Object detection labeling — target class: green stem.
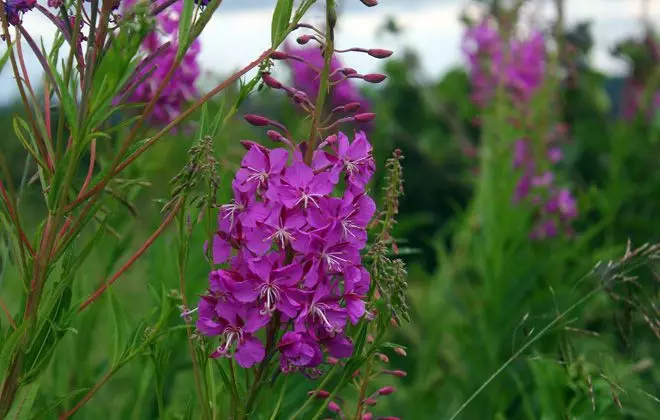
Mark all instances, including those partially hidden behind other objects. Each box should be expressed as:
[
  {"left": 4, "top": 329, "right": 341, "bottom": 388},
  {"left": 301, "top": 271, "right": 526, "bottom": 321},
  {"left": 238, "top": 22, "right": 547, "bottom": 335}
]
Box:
[{"left": 303, "top": 0, "right": 336, "bottom": 164}]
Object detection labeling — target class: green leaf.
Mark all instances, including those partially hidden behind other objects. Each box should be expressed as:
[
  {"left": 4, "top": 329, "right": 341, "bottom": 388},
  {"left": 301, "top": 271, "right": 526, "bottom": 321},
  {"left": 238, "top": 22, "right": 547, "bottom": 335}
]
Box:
[
  {"left": 0, "top": 40, "right": 13, "bottom": 73},
  {"left": 5, "top": 382, "right": 40, "bottom": 420},
  {"left": 0, "top": 322, "right": 29, "bottom": 381},
  {"left": 29, "top": 388, "right": 89, "bottom": 420},
  {"left": 271, "top": 0, "right": 294, "bottom": 47},
  {"left": 177, "top": 0, "right": 195, "bottom": 59},
  {"left": 107, "top": 289, "right": 129, "bottom": 364},
  {"left": 23, "top": 285, "right": 73, "bottom": 382}
]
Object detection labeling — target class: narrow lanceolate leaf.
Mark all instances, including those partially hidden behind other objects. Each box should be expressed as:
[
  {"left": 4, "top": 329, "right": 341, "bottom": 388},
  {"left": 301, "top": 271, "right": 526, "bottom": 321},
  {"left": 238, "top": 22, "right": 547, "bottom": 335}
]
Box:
[
  {"left": 23, "top": 286, "right": 73, "bottom": 382},
  {"left": 271, "top": 0, "right": 294, "bottom": 47},
  {"left": 0, "top": 41, "right": 13, "bottom": 74},
  {"left": 5, "top": 382, "right": 40, "bottom": 420},
  {"left": 177, "top": 0, "right": 195, "bottom": 59},
  {"left": 108, "top": 289, "right": 129, "bottom": 364},
  {"left": 0, "top": 322, "right": 29, "bottom": 382}
]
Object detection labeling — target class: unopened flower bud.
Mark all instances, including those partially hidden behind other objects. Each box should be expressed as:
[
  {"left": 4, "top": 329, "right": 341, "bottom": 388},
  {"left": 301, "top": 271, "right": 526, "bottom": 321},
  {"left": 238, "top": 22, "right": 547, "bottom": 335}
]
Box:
[
  {"left": 308, "top": 390, "right": 330, "bottom": 399},
  {"left": 363, "top": 414, "right": 373, "bottom": 420},
  {"left": 297, "top": 34, "right": 314, "bottom": 44},
  {"left": 327, "top": 356, "right": 339, "bottom": 365},
  {"left": 383, "top": 370, "right": 408, "bottom": 378},
  {"left": 367, "top": 334, "right": 375, "bottom": 344},
  {"left": 270, "top": 51, "right": 288, "bottom": 60},
  {"left": 377, "top": 353, "right": 389, "bottom": 363},
  {"left": 342, "top": 67, "right": 358, "bottom": 75},
  {"left": 244, "top": 114, "right": 271, "bottom": 126},
  {"left": 352, "top": 369, "right": 361, "bottom": 379},
  {"left": 325, "top": 134, "right": 338, "bottom": 145},
  {"left": 327, "top": 401, "right": 341, "bottom": 413},
  {"left": 394, "top": 347, "right": 407, "bottom": 357},
  {"left": 239, "top": 140, "right": 264, "bottom": 150},
  {"left": 380, "top": 417, "right": 401, "bottom": 420},
  {"left": 363, "top": 73, "right": 387, "bottom": 83},
  {"left": 378, "top": 386, "right": 396, "bottom": 395},
  {"left": 344, "top": 102, "right": 362, "bottom": 112},
  {"left": 360, "top": 0, "right": 378, "bottom": 6},
  {"left": 355, "top": 113, "right": 376, "bottom": 123},
  {"left": 266, "top": 130, "right": 284, "bottom": 142},
  {"left": 363, "top": 398, "right": 377, "bottom": 406},
  {"left": 262, "top": 73, "right": 282, "bottom": 89},
  {"left": 293, "top": 91, "right": 308, "bottom": 104},
  {"left": 368, "top": 48, "right": 393, "bottom": 58}
]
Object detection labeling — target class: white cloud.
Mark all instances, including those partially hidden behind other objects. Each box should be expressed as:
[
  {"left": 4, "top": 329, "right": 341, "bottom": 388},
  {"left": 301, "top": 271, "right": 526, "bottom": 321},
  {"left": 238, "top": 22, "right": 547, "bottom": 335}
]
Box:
[{"left": 0, "top": 0, "right": 653, "bottom": 105}]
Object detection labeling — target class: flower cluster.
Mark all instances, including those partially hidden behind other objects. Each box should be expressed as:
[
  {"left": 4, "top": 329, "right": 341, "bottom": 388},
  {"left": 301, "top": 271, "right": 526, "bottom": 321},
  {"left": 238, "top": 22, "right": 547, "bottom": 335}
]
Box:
[
  {"left": 196, "top": 127, "right": 377, "bottom": 370},
  {"left": 462, "top": 18, "right": 546, "bottom": 107},
  {"left": 513, "top": 124, "right": 578, "bottom": 239},
  {"left": 4, "top": 0, "right": 36, "bottom": 26},
  {"left": 123, "top": 0, "right": 201, "bottom": 125},
  {"left": 283, "top": 41, "right": 371, "bottom": 113}
]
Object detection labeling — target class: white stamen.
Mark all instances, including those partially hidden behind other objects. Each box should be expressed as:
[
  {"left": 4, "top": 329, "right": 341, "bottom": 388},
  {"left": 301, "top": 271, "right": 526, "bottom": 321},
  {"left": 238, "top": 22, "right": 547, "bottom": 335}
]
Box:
[
  {"left": 311, "top": 303, "right": 336, "bottom": 332},
  {"left": 259, "top": 283, "right": 282, "bottom": 315},
  {"left": 321, "top": 251, "right": 348, "bottom": 271}
]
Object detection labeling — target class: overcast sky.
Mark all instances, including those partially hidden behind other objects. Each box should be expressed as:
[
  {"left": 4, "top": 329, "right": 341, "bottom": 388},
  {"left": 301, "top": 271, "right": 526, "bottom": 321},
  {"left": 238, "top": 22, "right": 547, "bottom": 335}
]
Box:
[{"left": 0, "top": 0, "right": 658, "bottom": 105}]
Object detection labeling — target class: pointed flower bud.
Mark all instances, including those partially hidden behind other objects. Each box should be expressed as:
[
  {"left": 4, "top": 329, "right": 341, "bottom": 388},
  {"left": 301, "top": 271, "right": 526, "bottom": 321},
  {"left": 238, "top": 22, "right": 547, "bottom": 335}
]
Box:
[
  {"left": 378, "top": 386, "right": 396, "bottom": 395},
  {"left": 262, "top": 73, "right": 282, "bottom": 89},
  {"left": 368, "top": 48, "right": 393, "bottom": 58},
  {"left": 363, "top": 73, "right": 387, "bottom": 83},
  {"left": 363, "top": 398, "right": 377, "bottom": 406},
  {"left": 344, "top": 102, "right": 362, "bottom": 112},
  {"left": 266, "top": 130, "right": 284, "bottom": 142},
  {"left": 328, "top": 401, "right": 341, "bottom": 413},
  {"left": 297, "top": 34, "right": 314, "bottom": 45},
  {"left": 244, "top": 114, "right": 271, "bottom": 126},
  {"left": 360, "top": 0, "right": 378, "bottom": 6},
  {"left": 355, "top": 113, "right": 376, "bottom": 123},
  {"left": 363, "top": 414, "right": 373, "bottom": 420},
  {"left": 270, "top": 51, "right": 288, "bottom": 60},
  {"left": 382, "top": 369, "right": 407, "bottom": 378},
  {"left": 308, "top": 390, "right": 330, "bottom": 399},
  {"left": 394, "top": 347, "right": 407, "bottom": 357}
]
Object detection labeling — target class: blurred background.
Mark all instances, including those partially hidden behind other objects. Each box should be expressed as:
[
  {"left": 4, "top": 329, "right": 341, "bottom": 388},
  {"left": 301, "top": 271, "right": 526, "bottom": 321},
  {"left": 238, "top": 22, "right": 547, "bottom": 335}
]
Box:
[{"left": 2, "top": 0, "right": 660, "bottom": 418}]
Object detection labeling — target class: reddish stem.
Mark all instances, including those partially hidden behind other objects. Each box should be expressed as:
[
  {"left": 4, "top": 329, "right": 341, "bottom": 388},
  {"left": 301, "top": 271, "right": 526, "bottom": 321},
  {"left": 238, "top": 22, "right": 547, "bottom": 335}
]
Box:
[
  {"left": 77, "top": 139, "right": 96, "bottom": 200},
  {"left": 77, "top": 199, "right": 183, "bottom": 313},
  {"left": 0, "top": 179, "right": 35, "bottom": 256},
  {"left": 0, "top": 298, "right": 16, "bottom": 330},
  {"left": 58, "top": 369, "right": 113, "bottom": 419}
]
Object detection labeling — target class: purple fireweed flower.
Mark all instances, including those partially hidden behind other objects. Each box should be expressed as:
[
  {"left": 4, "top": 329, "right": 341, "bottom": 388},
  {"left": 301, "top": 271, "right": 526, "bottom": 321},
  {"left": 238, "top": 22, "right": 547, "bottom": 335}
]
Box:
[
  {"left": 229, "top": 254, "right": 305, "bottom": 317},
  {"left": 296, "top": 282, "right": 347, "bottom": 335},
  {"left": 256, "top": 204, "right": 306, "bottom": 250},
  {"left": 292, "top": 229, "right": 361, "bottom": 287},
  {"left": 463, "top": 18, "right": 546, "bottom": 106},
  {"left": 276, "top": 162, "right": 334, "bottom": 209},
  {"left": 283, "top": 42, "right": 370, "bottom": 111},
  {"left": 307, "top": 192, "right": 376, "bottom": 248},
  {"left": 327, "top": 131, "right": 375, "bottom": 191},
  {"left": 196, "top": 129, "right": 374, "bottom": 370},
  {"left": 343, "top": 266, "right": 370, "bottom": 324},
  {"left": 235, "top": 146, "right": 289, "bottom": 193},
  {"left": 513, "top": 133, "right": 578, "bottom": 239},
  {"left": 278, "top": 331, "right": 323, "bottom": 372},
  {"left": 4, "top": 0, "right": 36, "bottom": 26},
  {"left": 205, "top": 304, "right": 269, "bottom": 368},
  {"left": 122, "top": 0, "right": 201, "bottom": 125}
]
